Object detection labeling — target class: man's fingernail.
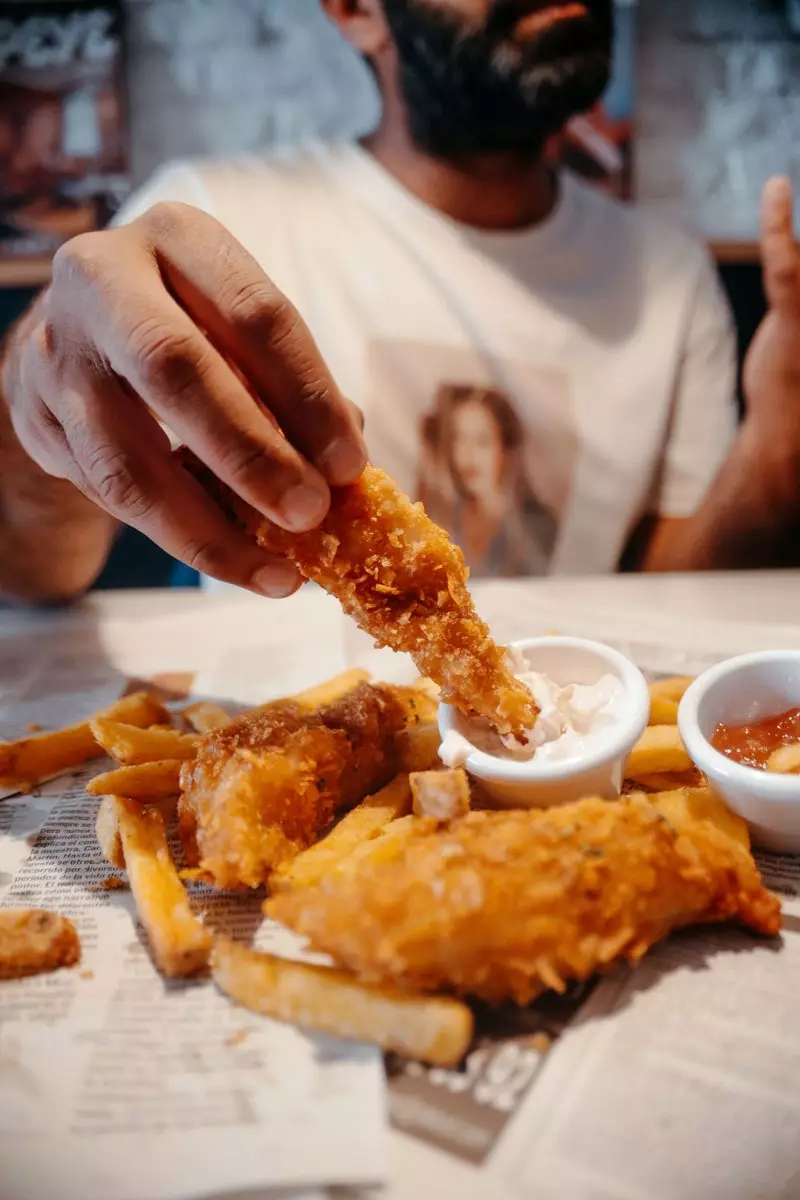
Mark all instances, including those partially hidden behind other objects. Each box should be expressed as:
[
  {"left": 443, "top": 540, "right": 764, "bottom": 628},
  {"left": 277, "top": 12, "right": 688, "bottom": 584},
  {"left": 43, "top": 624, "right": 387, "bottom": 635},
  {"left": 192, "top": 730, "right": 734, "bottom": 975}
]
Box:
[
  {"left": 251, "top": 561, "right": 301, "bottom": 598},
  {"left": 318, "top": 437, "right": 367, "bottom": 485},
  {"left": 281, "top": 483, "right": 329, "bottom": 531}
]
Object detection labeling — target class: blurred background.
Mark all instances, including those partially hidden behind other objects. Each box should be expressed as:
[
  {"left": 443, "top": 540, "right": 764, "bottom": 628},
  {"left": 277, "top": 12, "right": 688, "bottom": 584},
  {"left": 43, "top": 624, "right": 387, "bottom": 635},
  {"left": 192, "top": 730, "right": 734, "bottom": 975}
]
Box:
[{"left": 1, "top": 0, "right": 798, "bottom": 586}]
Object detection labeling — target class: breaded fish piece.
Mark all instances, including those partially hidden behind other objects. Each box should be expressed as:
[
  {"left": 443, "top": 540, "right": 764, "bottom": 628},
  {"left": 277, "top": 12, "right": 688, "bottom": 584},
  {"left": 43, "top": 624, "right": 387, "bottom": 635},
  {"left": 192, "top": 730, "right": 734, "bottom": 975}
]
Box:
[
  {"left": 269, "top": 794, "right": 781, "bottom": 1004},
  {"left": 179, "top": 682, "right": 422, "bottom": 889},
  {"left": 258, "top": 466, "right": 537, "bottom": 741}
]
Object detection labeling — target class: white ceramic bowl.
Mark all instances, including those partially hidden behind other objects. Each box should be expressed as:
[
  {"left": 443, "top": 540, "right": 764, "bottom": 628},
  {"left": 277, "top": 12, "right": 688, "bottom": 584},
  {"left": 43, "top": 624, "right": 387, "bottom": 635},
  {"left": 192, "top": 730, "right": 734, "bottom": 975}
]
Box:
[
  {"left": 437, "top": 636, "right": 650, "bottom": 809},
  {"left": 678, "top": 650, "right": 800, "bottom": 853}
]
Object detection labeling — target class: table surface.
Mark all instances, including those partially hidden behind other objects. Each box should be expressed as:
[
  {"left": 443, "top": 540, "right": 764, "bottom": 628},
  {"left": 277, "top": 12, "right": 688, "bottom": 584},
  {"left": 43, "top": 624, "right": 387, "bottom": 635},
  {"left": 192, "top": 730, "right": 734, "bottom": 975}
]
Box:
[
  {"left": 3, "top": 570, "right": 800, "bottom": 1200},
  {"left": 6, "top": 568, "right": 800, "bottom": 627}
]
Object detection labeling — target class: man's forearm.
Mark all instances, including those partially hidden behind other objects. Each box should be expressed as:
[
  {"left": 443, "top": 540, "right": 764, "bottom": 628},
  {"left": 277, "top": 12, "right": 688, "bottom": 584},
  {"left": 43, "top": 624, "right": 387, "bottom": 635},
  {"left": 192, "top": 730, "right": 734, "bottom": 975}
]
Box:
[
  {"left": 642, "top": 418, "right": 800, "bottom": 571},
  {"left": 0, "top": 294, "right": 115, "bottom": 602}
]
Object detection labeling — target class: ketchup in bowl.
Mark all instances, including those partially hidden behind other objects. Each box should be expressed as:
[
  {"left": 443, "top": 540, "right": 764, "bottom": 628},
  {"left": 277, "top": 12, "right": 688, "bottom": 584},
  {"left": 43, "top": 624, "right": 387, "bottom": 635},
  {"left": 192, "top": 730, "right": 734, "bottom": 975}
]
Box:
[{"left": 711, "top": 707, "right": 800, "bottom": 770}]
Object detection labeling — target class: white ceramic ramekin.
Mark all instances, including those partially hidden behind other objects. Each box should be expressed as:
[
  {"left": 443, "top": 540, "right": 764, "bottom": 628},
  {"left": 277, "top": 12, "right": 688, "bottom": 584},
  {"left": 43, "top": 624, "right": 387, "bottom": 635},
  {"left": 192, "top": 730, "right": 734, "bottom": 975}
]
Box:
[
  {"left": 437, "top": 636, "right": 650, "bottom": 809},
  {"left": 678, "top": 650, "right": 800, "bottom": 853}
]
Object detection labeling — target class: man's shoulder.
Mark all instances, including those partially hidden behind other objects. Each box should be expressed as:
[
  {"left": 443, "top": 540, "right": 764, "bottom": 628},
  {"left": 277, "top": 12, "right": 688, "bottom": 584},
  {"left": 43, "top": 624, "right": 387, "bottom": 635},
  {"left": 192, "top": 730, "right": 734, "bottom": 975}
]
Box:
[
  {"left": 565, "top": 174, "right": 711, "bottom": 278},
  {"left": 153, "top": 142, "right": 347, "bottom": 197}
]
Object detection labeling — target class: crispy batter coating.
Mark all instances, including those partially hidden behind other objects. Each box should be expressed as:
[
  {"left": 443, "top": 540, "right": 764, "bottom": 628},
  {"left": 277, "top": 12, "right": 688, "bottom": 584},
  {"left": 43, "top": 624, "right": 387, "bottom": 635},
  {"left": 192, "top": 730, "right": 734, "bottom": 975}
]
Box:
[
  {"left": 269, "top": 795, "right": 781, "bottom": 1004},
  {"left": 179, "top": 683, "right": 420, "bottom": 889},
  {"left": 258, "top": 466, "right": 537, "bottom": 740},
  {"left": 0, "top": 909, "right": 81, "bottom": 979}
]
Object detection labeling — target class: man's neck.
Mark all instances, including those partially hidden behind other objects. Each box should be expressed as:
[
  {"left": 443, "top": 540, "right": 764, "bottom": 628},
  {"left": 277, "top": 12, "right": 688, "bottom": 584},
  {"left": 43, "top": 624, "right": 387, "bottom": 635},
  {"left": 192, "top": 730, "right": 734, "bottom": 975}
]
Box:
[{"left": 361, "top": 113, "right": 557, "bottom": 232}]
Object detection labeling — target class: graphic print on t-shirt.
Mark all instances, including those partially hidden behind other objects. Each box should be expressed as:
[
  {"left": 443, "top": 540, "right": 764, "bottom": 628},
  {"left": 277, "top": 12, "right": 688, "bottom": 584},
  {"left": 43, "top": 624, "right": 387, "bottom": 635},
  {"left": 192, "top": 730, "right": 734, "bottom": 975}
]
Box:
[{"left": 367, "top": 340, "right": 577, "bottom": 579}]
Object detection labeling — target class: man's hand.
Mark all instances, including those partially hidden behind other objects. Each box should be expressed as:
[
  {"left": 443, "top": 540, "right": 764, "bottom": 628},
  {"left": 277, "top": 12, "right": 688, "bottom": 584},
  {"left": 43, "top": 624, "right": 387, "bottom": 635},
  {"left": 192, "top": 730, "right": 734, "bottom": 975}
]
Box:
[
  {"left": 632, "top": 176, "right": 800, "bottom": 574},
  {"left": 2, "top": 202, "right": 367, "bottom": 597},
  {"left": 743, "top": 177, "right": 800, "bottom": 438}
]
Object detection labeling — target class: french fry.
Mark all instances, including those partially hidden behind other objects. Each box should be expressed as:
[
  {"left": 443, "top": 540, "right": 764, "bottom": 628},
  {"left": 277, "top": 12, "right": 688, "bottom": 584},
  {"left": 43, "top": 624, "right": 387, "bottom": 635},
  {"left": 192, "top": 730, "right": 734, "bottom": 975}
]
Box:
[
  {"left": 397, "top": 723, "right": 442, "bottom": 772},
  {"left": 0, "top": 909, "right": 80, "bottom": 979},
  {"left": 96, "top": 795, "right": 124, "bottom": 868},
  {"left": 211, "top": 936, "right": 473, "bottom": 1066},
  {"left": 0, "top": 691, "right": 170, "bottom": 792},
  {"left": 90, "top": 717, "right": 198, "bottom": 766},
  {"left": 271, "top": 774, "right": 413, "bottom": 892},
  {"left": 182, "top": 701, "right": 232, "bottom": 734},
  {"left": 648, "top": 697, "right": 679, "bottom": 726},
  {"left": 650, "top": 786, "right": 750, "bottom": 850},
  {"left": 633, "top": 769, "right": 702, "bottom": 793},
  {"left": 113, "top": 797, "right": 212, "bottom": 976},
  {"left": 649, "top": 677, "right": 695, "bottom": 703},
  {"left": 411, "top": 768, "right": 470, "bottom": 821},
  {"left": 767, "top": 744, "right": 800, "bottom": 774},
  {"left": 286, "top": 669, "right": 371, "bottom": 712},
  {"left": 96, "top": 793, "right": 177, "bottom": 867},
  {"left": 86, "top": 760, "right": 182, "bottom": 800},
  {"left": 626, "top": 725, "right": 692, "bottom": 780}
]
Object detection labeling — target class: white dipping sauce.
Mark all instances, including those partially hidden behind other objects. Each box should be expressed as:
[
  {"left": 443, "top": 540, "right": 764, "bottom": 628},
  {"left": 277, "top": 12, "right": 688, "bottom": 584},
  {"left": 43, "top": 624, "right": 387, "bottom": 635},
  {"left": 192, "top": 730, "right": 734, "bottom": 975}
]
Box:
[{"left": 440, "top": 649, "right": 626, "bottom": 768}]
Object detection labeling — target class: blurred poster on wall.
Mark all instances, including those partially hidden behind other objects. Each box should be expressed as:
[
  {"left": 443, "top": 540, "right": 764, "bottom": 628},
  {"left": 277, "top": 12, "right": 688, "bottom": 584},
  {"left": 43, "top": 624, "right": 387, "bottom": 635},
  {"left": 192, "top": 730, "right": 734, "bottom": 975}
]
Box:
[
  {"left": 548, "top": 0, "right": 635, "bottom": 200},
  {"left": 0, "top": 1, "right": 129, "bottom": 265}
]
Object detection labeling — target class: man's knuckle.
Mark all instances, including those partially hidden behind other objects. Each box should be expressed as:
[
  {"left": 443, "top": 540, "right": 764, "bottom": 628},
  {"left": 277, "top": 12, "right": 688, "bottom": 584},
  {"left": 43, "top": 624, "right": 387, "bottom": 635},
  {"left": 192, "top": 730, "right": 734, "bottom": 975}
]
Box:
[
  {"left": 125, "top": 316, "right": 200, "bottom": 394},
  {"left": 180, "top": 538, "right": 226, "bottom": 575},
  {"left": 52, "top": 232, "right": 108, "bottom": 288},
  {"left": 140, "top": 200, "right": 193, "bottom": 239},
  {"left": 85, "top": 446, "right": 149, "bottom": 517},
  {"left": 226, "top": 279, "right": 287, "bottom": 336},
  {"left": 218, "top": 440, "right": 277, "bottom": 492}
]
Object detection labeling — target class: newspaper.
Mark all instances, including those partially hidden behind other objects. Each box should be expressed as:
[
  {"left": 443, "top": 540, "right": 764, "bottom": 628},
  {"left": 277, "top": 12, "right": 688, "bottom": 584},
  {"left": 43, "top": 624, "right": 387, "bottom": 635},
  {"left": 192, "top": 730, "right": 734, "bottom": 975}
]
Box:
[
  {"left": 0, "top": 620, "right": 384, "bottom": 1200},
  {"left": 3, "top": 586, "right": 800, "bottom": 1200}
]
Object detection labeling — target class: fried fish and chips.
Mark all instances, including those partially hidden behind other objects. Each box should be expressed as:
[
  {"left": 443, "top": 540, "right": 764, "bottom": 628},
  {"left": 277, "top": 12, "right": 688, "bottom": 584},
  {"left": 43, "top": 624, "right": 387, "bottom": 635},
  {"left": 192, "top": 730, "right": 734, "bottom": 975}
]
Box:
[
  {"left": 396, "top": 723, "right": 442, "bottom": 772},
  {"left": 647, "top": 677, "right": 693, "bottom": 726},
  {"left": 211, "top": 936, "right": 473, "bottom": 1067},
  {"left": 410, "top": 768, "right": 471, "bottom": 821},
  {"left": 269, "top": 792, "right": 780, "bottom": 1005},
  {"left": 0, "top": 690, "right": 169, "bottom": 792},
  {"left": 180, "top": 682, "right": 433, "bottom": 889},
  {"left": 90, "top": 718, "right": 198, "bottom": 766},
  {"left": 112, "top": 797, "right": 212, "bottom": 977},
  {"left": 183, "top": 701, "right": 233, "bottom": 734},
  {"left": 271, "top": 773, "right": 413, "bottom": 893},
  {"left": 626, "top": 724, "right": 693, "bottom": 780},
  {"left": 0, "top": 909, "right": 81, "bottom": 979},
  {"left": 767, "top": 743, "right": 800, "bottom": 774},
  {"left": 86, "top": 759, "right": 183, "bottom": 801},
  {"left": 258, "top": 466, "right": 538, "bottom": 741}
]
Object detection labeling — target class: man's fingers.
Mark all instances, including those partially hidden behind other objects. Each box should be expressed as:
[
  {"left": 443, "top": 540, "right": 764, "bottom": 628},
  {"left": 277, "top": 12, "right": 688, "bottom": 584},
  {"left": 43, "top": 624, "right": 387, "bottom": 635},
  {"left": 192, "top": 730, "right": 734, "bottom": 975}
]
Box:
[
  {"left": 761, "top": 177, "right": 800, "bottom": 314},
  {"left": 90, "top": 270, "right": 332, "bottom": 532},
  {"left": 51, "top": 377, "right": 301, "bottom": 596},
  {"left": 139, "top": 203, "right": 367, "bottom": 485}
]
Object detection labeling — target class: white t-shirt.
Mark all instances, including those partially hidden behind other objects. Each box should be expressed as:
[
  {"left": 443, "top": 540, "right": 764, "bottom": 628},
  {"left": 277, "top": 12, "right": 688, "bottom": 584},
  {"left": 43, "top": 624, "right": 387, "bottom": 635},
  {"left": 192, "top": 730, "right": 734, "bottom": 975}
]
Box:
[{"left": 115, "top": 141, "right": 737, "bottom": 578}]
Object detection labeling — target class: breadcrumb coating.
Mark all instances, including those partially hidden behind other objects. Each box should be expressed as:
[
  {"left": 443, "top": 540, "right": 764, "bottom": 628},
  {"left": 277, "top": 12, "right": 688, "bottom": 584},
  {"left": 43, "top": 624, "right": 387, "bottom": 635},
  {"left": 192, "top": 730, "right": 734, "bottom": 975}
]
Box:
[
  {"left": 258, "top": 466, "right": 538, "bottom": 740},
  {"left": 269, "top": 795, "right": 781, "bottom": 1004},
  {"left": 179, "top": 683, "right": 422, "bottom": 888}
]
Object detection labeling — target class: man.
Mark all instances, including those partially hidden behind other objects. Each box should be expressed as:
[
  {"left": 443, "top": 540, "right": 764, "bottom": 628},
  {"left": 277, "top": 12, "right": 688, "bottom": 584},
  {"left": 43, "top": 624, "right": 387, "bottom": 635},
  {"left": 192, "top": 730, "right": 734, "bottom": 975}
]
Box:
[{"left": 1, "top": 0, "right": 799, "bottom": 604}]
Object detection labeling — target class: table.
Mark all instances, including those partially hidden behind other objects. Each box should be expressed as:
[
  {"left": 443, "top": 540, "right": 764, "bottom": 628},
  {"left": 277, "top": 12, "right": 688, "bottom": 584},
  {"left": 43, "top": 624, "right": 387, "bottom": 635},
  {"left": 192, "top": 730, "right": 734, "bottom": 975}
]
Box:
[{"left": 3, "top": 572, "right": 800, "bottom": 1200}]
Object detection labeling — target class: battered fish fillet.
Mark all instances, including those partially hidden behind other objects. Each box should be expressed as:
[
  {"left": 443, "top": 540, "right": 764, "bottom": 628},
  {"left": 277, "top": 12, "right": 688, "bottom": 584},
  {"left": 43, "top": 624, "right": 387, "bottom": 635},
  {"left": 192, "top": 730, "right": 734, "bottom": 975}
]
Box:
[
  {"left": 268, "top": 794, "right": 781, "bottom": 1004},
  {"left": 179, "top": 682, "right": 424, "bottom": 889},
  {"left": 258, "top": 466, "right": 537, "bottom": 741}
]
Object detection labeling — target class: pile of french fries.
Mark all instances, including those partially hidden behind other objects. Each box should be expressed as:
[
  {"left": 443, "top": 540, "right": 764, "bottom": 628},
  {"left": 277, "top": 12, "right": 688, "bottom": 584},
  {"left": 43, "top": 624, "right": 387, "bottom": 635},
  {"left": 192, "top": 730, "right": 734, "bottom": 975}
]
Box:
[{"left": 1, "top": 670, "right": 794, "bottom": 1065}]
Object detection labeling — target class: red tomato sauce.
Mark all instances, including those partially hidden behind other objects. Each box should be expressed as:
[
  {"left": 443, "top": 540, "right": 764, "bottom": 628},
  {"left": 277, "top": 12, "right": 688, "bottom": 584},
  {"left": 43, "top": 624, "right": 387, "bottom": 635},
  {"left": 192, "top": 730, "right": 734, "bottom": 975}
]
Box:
[{"left": 711, "top": 707, "right": 800, "bottom": 770}]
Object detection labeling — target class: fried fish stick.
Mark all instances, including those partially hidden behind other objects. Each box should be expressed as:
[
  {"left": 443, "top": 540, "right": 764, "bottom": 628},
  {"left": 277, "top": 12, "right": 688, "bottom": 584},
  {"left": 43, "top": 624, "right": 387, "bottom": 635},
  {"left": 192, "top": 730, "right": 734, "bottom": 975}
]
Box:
[
  {"left": 269, "top": 796, "right": 780, "bottom": 1005},
  {"left": 258, "top": 466, "right": 537, "bottom": 740},
  {"left": 180, "top": 683, "right": 426, "bottom": 889}
]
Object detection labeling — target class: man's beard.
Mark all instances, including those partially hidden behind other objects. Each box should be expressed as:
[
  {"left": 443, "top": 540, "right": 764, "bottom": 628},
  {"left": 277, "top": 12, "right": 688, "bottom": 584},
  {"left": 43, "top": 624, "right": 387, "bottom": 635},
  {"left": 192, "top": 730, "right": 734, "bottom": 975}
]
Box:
[{"left": 379, "top": 0, "right": 613, "bottom": 161}]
